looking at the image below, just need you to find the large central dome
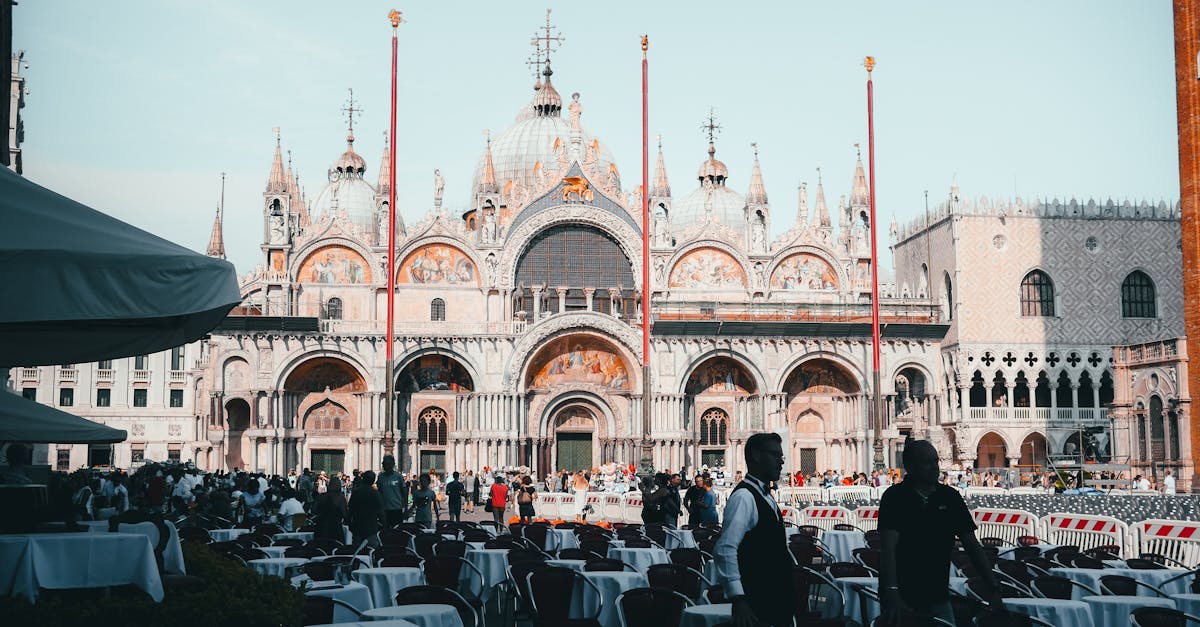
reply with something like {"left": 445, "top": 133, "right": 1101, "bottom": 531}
{"left": 471, "top": 71, "right": 618, "bottom": 200}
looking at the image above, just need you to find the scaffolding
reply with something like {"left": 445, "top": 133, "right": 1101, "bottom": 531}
{"left": 1045, "top": 410, "right": 1133, "bottom": 491}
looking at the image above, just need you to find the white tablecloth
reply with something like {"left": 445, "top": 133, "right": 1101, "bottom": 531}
{"left": 680, "top": 604, "right": 732, "bottom": 627}
{"left": 307, "top": 621, "right": 419, "bottom": 627}
{"left": 1083, "top": 595, "right": 1175, "bottom": 627}
{"left": 364, "top": 604, "right": 465, "bottom": 627}
{"left": 998, "top": 543, "right": 1056, "bottom": 559}
{"left": 1003, "top": 598, "right": 1093, "bottom": 627}
{"left": 313, "top": 554, "right": 372, "bottom": 568}
{"left": 547, "top": 559, "right": 588, "bottom": 572}
{"left": 1173, "top": 593, "right": 1200, "bottom": 617}
{"left": 353, "top": 567, "right": 426, "bottom": 607}
{"left": 208, "top": 528, "right": 247, "bottom": 542}
{"left": 304, "top": 581, "right": 374, "bottom": 622}
{"left": 546, "top": 528, "right": 580, "bottom": 552}
{"left": 830, "top": 576, "right": 970, "bottom": 624}
{"left": 247, "top": 557, "right": 308, "bottom": 578}
{"left": 1052, "top": 567, "right": 1188, "bottom": 599}
{"left": 0, "top": 532, "right": 164, "bottom": 602}
{"left": 666, "top": 529, "right": 697, "bottom": 549}
{"left": 821, "top": 530, "right": 867, "bottom": 563}
{"left": 607, "top": 547, "right": 668, "bottom": 573}
{"left": 258, "top": 545, "right": 289, "bottom": 558}
{"left": 463, "top": 548, "right": 509, "bottom": 600}
{"left": 273, "top": 531, "right": 314, "bottom": 542}
{"left": 44, "top": 519, "right": 185, "bottom": 575}
{"left": 571, "top": 571, "right": 647, "bottom": 627}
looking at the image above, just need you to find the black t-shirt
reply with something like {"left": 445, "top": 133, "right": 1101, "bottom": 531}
{"left": 878, "top": 482, "right": 976, "bottom": 607}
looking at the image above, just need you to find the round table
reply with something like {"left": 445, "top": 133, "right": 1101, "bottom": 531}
{"left": 1173, "top": 593, "right": 1200, "bottom": 617}
{"left": 546, "top": 559, "right": 587, "bottom": 572}
{"left": 258, "top": 546, "right": 289, "bottom": 558}
{"left": 680, "top": 603, "right": 732, "bottom": 627}
{"left": 352, "top": 567, "right": 425, "bottom": 607}
{"left": 304, "top": 581, "right": 374, "bottom": 622}
{"left": 0, "top": 532, "right": 164, "bottom": 602}
{"left": 607, "top": 547, "right": 669, "bottom": 573}
{"left": 1053, "top": 567, "right": 1187, "bottom": 599}
{"left": 208, "top": 528, "right": 247, "bottom": 542}
{"left": 463, "top": 548, "right": 509, "bottom": 600}
{"left": 1082, "top": 595, "right": 1176, "bottom": 627}
{"left": 665, "top": 529, "right": 697, "bottom": 549}
{"left": 1003, "top": 598, "right": 1093, "bottom": 627}
{"left": 832, "top": 576, "right": 880, "bottom": 624}
{"left": 248, "top": 557, "right": 308, "bottom": 578}
{"left": 821, "top": 530, "right": 867, "bottom": 563}
{"left": 363, "top": 604, "right": 466, "bottom": 627}
{"left": 573, "top": 571, "right": 648, "bottom": 627}
{"left": 273, "top": 531, "right": 314, "bottom": 542}
{"left": 307, "top": 621, "right": 419, "bottom": 627}
{"left": 546, "top": 528, "right": 579, "bottom": 551}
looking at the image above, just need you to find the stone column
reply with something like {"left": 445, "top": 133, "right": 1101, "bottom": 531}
{"left": 555, "top": 287, "right": 568, "bottom": 314}
{"left": 584, "top": 288, "right": 595, "bottom": 312}
{"left": 1070, "top": 384, "right": 1080, "bottom": 411}
{"left": 531, "top": 287, "right": 543, "bottom": 318}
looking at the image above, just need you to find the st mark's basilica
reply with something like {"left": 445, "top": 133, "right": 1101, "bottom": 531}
{"left": 12, "top": 21, "right": 1191, "bottom": 489}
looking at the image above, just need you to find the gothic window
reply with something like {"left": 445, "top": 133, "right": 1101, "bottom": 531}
{"left": 430, "top": 298, "right": 446, "bottom": 321}
{"left": 323, "top": 297, "right": 343, "bottom": 320}
{"left": 1121, "top": 271, "right": 1156, "bottom": 318}
{"left": 699, "top": 408, "right": 729, "bottom": 446}
{"left": 969, "top": 371, "right": 987, "bottom": 408}
{"left": 305, "top": 400, "right": 349, "bottom": 431}
{"left": 417, "top": 407, "right": 448, "bottom": 446}
{"left": 943, "top": 272, "right": 953, "bottom": 320}
{"left": 1020, "top": 270, "right": 1055, "bottom": 317}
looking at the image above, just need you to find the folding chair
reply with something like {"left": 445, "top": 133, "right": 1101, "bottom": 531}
{"left": 646, "top": 563, "right": 710, "bottom": 601}
{"left": 1130, "top": 607, "right": 1200, "bottom": 627}
{"left": 1099, "top": 574, "right": 1167, "bottom": 597}
{"left": 301, "top": 596, "right": 365, "bottom": 626}
{"left": 526, "top": 566, "right": 604, "bottom": 627}
{"left": 615, "top": 587, "right": 692, "bottom": 627}
{"left": 1030, "top": 575, "right": 1098, "bottom": 599}
{"left": 395, "top": 585, "right": 481, "bottom": 627}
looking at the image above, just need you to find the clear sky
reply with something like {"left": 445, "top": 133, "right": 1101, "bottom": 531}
{"left": 14, "top": 1, "right": 1179, "bottom": 275}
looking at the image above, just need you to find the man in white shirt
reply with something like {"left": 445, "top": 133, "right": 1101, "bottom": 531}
{"left": 713, "top": 433, "right": 790, "bottom": 627}
{"left": 276, "top": 489, "right": 305, "bottom": 531}
{"left": 1136, "top": 474, "right": 1151, "bottom": 491}
{"left": 1163, "top": 470, "right": 1177, "bottom": 494}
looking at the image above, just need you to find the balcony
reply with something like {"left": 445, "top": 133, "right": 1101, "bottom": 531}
{"left": 318, "top": 319, "right": 528, "bottom": 336}
{"left": 19, "top": 367, "right": 39, "bottom": 382}
{"left": 95, "top": 369, "right": 115, "bottom": 383}
{"left": 653, "top": 299, "right": 941, "bottom": 324}
{"left": 132, "top": 369, "right": 151, "bottom": 383}
{"left": 169, "top": 370, "right": 186, "bottom": 384}
{"left": 1114, "top": 338, "right": 1181, "bottom": 366}
{"left": 59, "top": 367, "right": 77, "bottom": 383}
{"left": 965, "top": 407, "right": 1105, "bottom": 424}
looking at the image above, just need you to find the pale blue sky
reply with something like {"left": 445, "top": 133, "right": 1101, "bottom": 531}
{"left": 14, "top": 1, "right": 1178, "bottom": 275}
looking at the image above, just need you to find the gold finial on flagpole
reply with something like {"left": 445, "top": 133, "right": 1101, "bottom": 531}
{"left": 388, "top": 9, "right": 402, "bottom": 29}
{"left": 864, "top": 55, "right": 876, "bottom": 74}
{"left": 642, "top": 35, "right": 648, "bottom": 58}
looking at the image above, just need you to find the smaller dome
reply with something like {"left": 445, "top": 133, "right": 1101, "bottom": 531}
{"left": 697, "top": 143, "right": 727, "bottom": 183}
{"left": 335, "top": 133, "right": 367, "bottom": 174}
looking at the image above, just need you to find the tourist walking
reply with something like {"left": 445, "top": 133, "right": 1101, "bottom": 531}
{"left": 662, "top": 473, "right": 683, "bottom": 528}
{"left": 714, "top": 432, "right": 791, "bottom": 627}
{"left": 488, "top": 474, "right": 509, "bottom": 525}
{"left": 571, "top": 471, "right": 590, "bottom": 522}
{"left": 517, "top": 475, "right": 537, "bottom": 523}
{"left": 314, "top": 476, "right": 347, "bottom": 542}
{"left": 411, "top": 474, "right": 439, "bottom": 530}
{"left": 463, "top": 470, "right": 477, "bottom": 514}
{"left": 348, "top": 470, "right": 385, "bottom": 548}
{"left": 445, "top": 471, "right": 464, "bottom": 523}
{"left": 878, "top": 438, "right": 1003, "bottom": 626}
{"left": 378, "top": 455, "right": 407, "bottom": 527}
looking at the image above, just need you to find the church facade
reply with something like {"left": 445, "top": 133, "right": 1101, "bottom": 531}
{"left": 10, "top": 38, "right": 1188, "bottom": 489}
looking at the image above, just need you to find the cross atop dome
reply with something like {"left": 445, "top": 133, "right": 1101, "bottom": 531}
{"left": 341, "top": 88, "right": 363, "bottom": 141}
{"left": 530, "top": 8, "right": 564, "bottom": 78}
{"left": 701, "top": 108, "right": 722, "bottom": 144}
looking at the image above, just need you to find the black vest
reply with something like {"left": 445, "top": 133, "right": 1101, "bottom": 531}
{"left": 733, "top": 480, "right": 793, "bottom": 626}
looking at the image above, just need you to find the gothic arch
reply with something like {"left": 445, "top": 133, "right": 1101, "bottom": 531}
{"left": 773, "top": 351, "right": 865, "bottom": 394}
{"left": 498, "top": 208, "right": 644, "bottom": 292}
{"left": 679, "top": 350, "right": 764, "bottom": 396}
{"left": 274, "top": 349, "right": 373, "bottom": 393}
{"left": 504, "top": 312, "right": 643, "bottom": 390}
{"left": 395, "top": 347, "right": 480, "bottom": 393}
{"left": 536, "top": 389, "right": 617, "bottom": 440}
{"left": 890, "top": 361, "right": 936, "bottom": 395}
{"left": 280, "top": 356, "right": 369, "bottom": 394}
{"left": 523, "top": 332, "right": 637, "bottom": 392}
{"left": 220, "top": 356, "right": 251, "bottom": 392}
{"left": 972, "top": 429, "right": 1018, "bottom": 457}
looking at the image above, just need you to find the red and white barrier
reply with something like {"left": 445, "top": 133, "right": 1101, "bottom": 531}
{"left": 1134, "top": 519, "right": 1200, "bottom": 568}
{"left": 800, "top": 505, "right": 853, "bottom": 531}
{"left": 1042, "top": 513, "right": 1130, "bottom": 556}
{"left": 536, "top": 492, "right": 562, "bottom": 520}
{"left": 622, "top": 493, "right": 644, "bottom": 523}
{"left": 972, "top": 508, "right": 1039, "bottom": 546}
{"left": 601, "top": 493, "right": 624, "bottom": 522}
{"left": 776, "top": 487, "right": 824, "bottom": 506}
{"left": 855, "top": 506, "right": 880, "bottom": 531}
{"left": 827, "top": 486, "right": 874, "bottom": 502}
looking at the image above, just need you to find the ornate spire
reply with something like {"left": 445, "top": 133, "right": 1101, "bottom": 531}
{"left": 207, "top": 173, "right": 226, "bottom": 259}
{"left": 478, "top": 131, "right": 499, "bottom": 194}
{"left": 528, "top": 9, "right": 564, "bottom": 117}
{"left": 797, "top": 181, "right": 809, "bottom": 225}
{"left": 651, "top": 135, "right": 671, "bottom": 198}
{"left": 377, "top": 130, "right": 391, "bottom": 193}
{"left": 746, "top": 142, "right": 767, "bottom": 205}
{"left": 697, "top": 108, "right": 728, "bottom": 185}
{"left": 815, "top": 167, "right": 831, "bottom": 228}
{"left": 286, "top": 149, "right": 308, "bottom": 225}
{"left": 267, "top": 127, "right": 287, "bottom": 193}
{"left": 850, "top": 143, "right": 869, "bottom": 207}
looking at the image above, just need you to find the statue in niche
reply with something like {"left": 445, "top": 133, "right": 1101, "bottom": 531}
{"left": 653, "top": 208, "right": 669, "bottom": 246}
{"left": 481, "top": 209, "right": 499, "bottom": 243}
{"left": 754, "top": 261, "right": 766, "bottom": 286}
{"left": 269, "top": 212, "right": 287, "bottom": 244}
{"left": 751, "top": 215, "right": 766, "bottom": 252}
{"left": 653, "top": 256, "right": 666, "bottom": 283}
{"left": 485, "top": 253, "right": 498, "bottom": 287}
{"left": 433, "top": 169, "right": 445, "bottom": 209}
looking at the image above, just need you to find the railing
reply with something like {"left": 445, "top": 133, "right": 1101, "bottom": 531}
{"left": 1116, "top": 338, "right": 1181, "bottom": 366}
{"left": 169, "top": 371, "right": 186, "bottom": 383}
{"left": 95, "top": 369, "right": 115, "bottom": 383}
{"left": 132, "top": 369, "right": 150, "bottom": 383}
{"left": 59, "top": 368, "right": 77, "bottom": 382}
{"left": 652, "top": 299, "right": 941, "bottom": 323}
{"left": 966, "top": 407, "right": 1108, "bottom": 423}
{"left": 19, "top": 367, "right": 39, "bottom": 382}
{"left": 318, "top": 319, "right": 529, "bottom": 336}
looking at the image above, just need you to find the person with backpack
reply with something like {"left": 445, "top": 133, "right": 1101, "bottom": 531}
{"left": 488, "top": 474, "right": 508, "bottom": 525}
{"left": 517, "top": 475, "right": 536, "bottom": 523}
{"left": 445, "top": 471, "right": 465, "bottom": 523}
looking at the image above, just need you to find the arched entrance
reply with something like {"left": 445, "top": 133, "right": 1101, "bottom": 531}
{"left": 684, "top": 355, "right": 756, "bottom": 472}
{"left": 224, "top": 398, "right": 250, "bottom": 470}
{"left": 976, "top": 432, "right": 1007, "bottom": 469}
{"left": 1019, "top": 432, "right": 1048, "bottom": 467}
{"left": 283, "top": 357, "right": 367, "bottom": 474}
{"left": 553, "top": 405, "right": 597, "bottom": 472}
{"left": 781, "top": 358, "right": 861, "bottom": 473}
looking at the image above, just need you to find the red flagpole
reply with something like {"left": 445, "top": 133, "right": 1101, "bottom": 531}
{"left": 866, "top": 56, "right": 884, "bottom": 470}
{"left": 640, "top": 35, "right": 652, "bottom": 473}
{"left": 384, "top": 10, "right": 401, "bottom": 462}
